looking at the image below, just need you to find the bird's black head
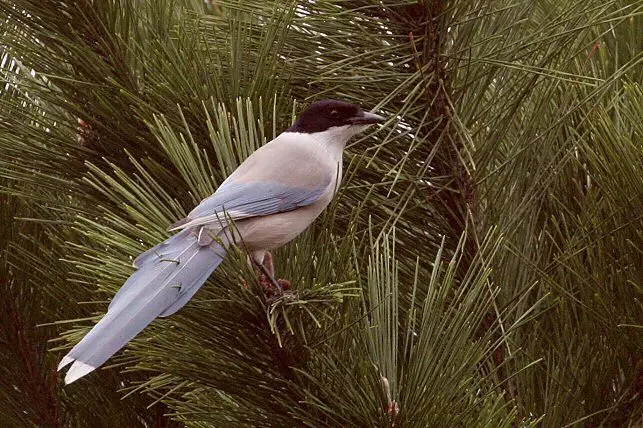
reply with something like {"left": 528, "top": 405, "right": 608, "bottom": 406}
{"left": 287, "top": 99, "right": 384, "bottom": 134}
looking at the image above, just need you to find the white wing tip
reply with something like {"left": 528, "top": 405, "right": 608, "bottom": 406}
{"left": 64, "top": 361, "right": 96, "bottom": 385}
{"left": 57, "top": 355, "right": 75, "bottom": 371}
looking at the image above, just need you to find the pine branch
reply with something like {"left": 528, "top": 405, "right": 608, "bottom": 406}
{"left": 0, "top": 0, "right": 640, "bottom": 426}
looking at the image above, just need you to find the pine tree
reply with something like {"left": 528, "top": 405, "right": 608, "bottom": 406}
{"left": 1, "top": 0, "right": 641, "bottom": 426}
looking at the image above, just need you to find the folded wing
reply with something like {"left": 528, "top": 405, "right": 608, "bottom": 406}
{"left": 169, "top": 179, "right": 331, "bottom": 231}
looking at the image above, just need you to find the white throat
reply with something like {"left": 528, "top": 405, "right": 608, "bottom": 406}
{"left": 310, "top": 125, "right": 362, "bottom": 146}
{"left": 282, "top": 125, "right": 361, "bottom": 163}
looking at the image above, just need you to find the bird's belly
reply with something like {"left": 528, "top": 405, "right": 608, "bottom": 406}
{"left": 235, "top": 201, "right": 327, "bottom": 252}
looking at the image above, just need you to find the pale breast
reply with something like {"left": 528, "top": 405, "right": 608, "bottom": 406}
{"left": 234, "top": 180, "right": 336, "bottom": 252}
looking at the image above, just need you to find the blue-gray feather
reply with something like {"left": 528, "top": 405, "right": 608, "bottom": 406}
{"left": 170, "top": 180, "right": 330, "bottom": 230}
{"left": 131, "top": 228, "right": 192, "bottom": 269}
{"left": 60, "top": 229, "right": 226, "bottom": 381}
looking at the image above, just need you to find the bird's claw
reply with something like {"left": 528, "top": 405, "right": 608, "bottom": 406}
{"left": 254, "top": 251, "right": 292, "bottom": 301}
{"left": 259, "top": 273, "right": 292, "bottom": 301}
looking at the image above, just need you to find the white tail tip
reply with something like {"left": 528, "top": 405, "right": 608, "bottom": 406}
{"left": 65, "top": 361, "right": 96, "bottom": 385}
{"left": 57, "top": 355, "right": 75, "bottom": 371}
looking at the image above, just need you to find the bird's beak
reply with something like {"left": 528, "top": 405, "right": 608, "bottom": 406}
{"left": 349, "top": 111, "right": 385, "bottom": 125}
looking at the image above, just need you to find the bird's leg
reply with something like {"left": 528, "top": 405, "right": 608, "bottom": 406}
{"left": 256, "top": 261, "right": 283, "bottom": 295}
{"left": 251, "top": 252, "right": 283, "bottom": 297}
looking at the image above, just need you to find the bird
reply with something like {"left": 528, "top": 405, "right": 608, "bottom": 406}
{"left": 57, "top": 99, "right": 385, "bottom": 384}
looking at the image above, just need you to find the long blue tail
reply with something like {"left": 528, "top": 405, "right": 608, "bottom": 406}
{"left": 58, "top": 228, "right": 226, "bottom": 384}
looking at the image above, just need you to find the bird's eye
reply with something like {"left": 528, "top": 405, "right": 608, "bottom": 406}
{"left": 329, "top": 109, "right": 340, "bottom": 119}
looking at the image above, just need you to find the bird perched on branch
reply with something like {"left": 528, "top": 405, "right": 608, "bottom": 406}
{"left": 58, "top": 99, "right": 385, "bottom": 384}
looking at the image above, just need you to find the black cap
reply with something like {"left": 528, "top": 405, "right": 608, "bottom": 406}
{"left": 288, "top": 99, "right": 384, "bottom": 133}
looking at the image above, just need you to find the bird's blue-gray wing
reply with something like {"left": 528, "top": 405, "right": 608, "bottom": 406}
{"left": 169, "top": 179, "right": 331, "bottom": 230}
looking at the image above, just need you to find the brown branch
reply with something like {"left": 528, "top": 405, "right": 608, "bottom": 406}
{"left": 397, "top": 0, "right": 510, "bottom": 399}
{"left": 5, "top": 290, "right": 63, "bottom": 428}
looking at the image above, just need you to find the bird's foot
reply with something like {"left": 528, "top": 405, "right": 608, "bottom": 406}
{"left": 259, "top": 275, "right": 292, "bottom": 300}
{"left": 255, "top": 251, "right": 292, "bottom": 301}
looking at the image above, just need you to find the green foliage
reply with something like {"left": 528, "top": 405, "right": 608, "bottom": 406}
{"left": 1, "top": 0, "right": 641, "bottom": 427}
